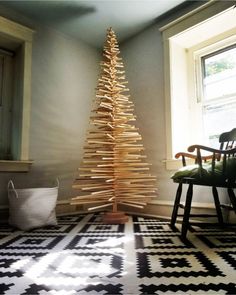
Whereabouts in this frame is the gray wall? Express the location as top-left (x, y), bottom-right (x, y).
top-left (121, 25), bottom-right (178, 204)
top-left (0, 7), bottom-right (100, 205)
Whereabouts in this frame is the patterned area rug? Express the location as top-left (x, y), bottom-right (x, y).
top-left (0, 213), bottom-right (236, 294)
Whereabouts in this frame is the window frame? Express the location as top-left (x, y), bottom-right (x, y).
top-left (160, 1), bottom-right (236, 170)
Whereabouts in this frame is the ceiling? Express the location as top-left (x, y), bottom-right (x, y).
top-left (1, 0), bottom-right (187, 48)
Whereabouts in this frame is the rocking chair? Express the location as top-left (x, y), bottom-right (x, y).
top-left (170, 128), bottom-right (236, 238)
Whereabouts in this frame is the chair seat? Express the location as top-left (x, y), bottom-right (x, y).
top-left (173, 178), bottom-right (236, 188)
top-left (171, 158), bottom-right (236, 187)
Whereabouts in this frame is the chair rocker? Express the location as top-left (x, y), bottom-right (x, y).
top-left (170, 128), bottom-right (236, 239)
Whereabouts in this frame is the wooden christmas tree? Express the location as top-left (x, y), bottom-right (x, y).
top-left (71, 28), bottom-right (157, 223)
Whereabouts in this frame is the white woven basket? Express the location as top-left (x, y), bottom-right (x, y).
top-left (8, 179), bottom-right (59, 230)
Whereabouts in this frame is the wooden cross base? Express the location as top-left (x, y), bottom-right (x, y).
top-left (103, 211), bottom-right (129, 224)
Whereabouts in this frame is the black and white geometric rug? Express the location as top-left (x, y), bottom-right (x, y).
top-left (0, 213), bottom-right (236, 294)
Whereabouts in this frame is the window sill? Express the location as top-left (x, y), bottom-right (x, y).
top-left (0, 160), bottom-right (33, 172)
top-left (163, 158), bottom-right (194, 171)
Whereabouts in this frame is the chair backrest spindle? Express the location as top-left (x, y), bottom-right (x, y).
top-left (211, 152), bottom-right (216, 177)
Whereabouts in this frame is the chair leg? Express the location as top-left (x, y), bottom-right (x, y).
top-left (181, 183), bottom-right (193, 239)
top-left (227, 188), bottom-right (236, 214)
top-left (171, 182), bottom-right (182, 227)
top-left (212, 186), bottom-right (224, 225)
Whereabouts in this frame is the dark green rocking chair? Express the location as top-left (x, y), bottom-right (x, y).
top-left (171, 128), bottom-right (236, 238)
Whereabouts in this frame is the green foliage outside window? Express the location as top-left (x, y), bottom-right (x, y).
top-left (205, 54), bottom-right (236, 77)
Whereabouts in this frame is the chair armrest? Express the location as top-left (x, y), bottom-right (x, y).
top-left (188, 145), bottom-right (236, 155)
top-left (175, 145), bottom-right (236, 168)
top-left (175, 152), bottom-right (213, 166)
top-left (175, 152), bottom-right (197, 160)
top-left (175, 152), bottom-right (212, 160)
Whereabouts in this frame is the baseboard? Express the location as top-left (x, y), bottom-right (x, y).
top-left (0, 199), bottom-right (235, 223)
top-left (56, 199), bottom-right (222, 222)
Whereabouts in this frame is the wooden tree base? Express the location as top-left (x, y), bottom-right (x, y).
top-left (103, 211), bottom-right (129, 224)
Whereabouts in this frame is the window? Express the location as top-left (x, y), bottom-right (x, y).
top-left (0, 50), bottom-right (14, 159)
top-left (201, 45), bottom-right (236, 147)
top-left (0, 16), bottom-right (34, 171)
top-left (161, 1), bottom-right (236, 170)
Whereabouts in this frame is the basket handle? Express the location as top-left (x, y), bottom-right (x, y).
top-left (8, 180), bottom-right (15, 190)
top-left (55, 178), bottom-right (59, 188)
top-left (8, 180), bottom-right (18, 198)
